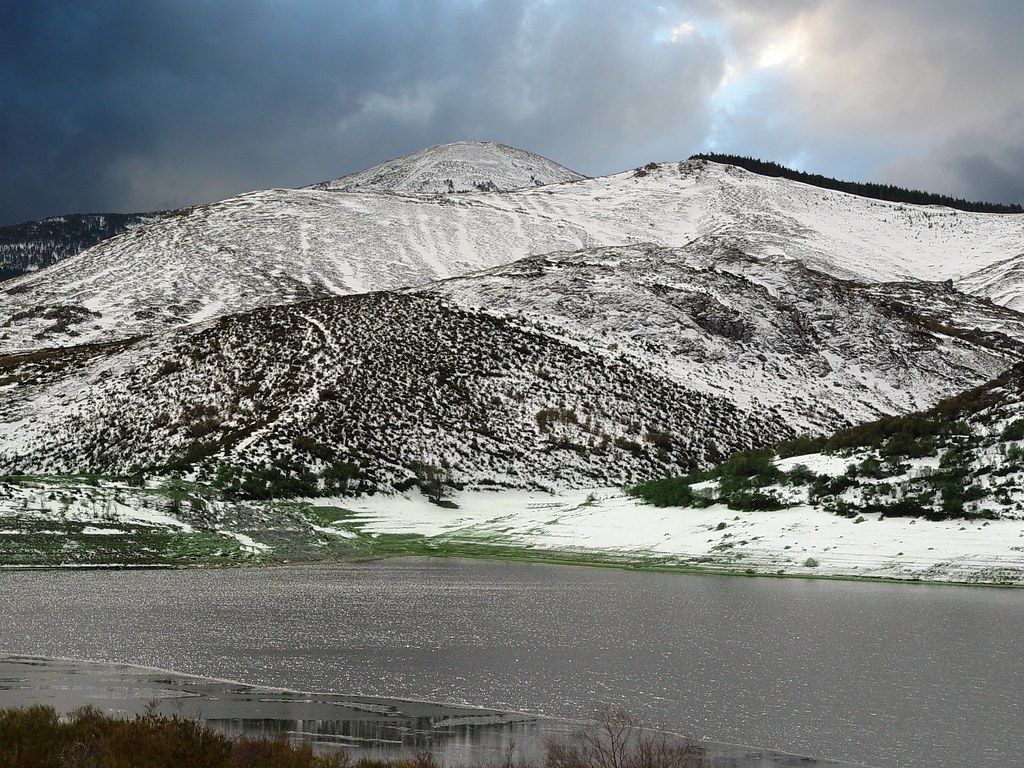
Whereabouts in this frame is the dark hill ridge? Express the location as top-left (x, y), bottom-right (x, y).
top-left (691, 153), bottom-right (1024, 213)
top-left (0, 290), bottom-right (795, 491)
top-left (0, 212), bottom-right (165, 281)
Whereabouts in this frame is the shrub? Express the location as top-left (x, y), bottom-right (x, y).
top-left (857, 457), bottom-right (888, 479)
top-left (776, 435), bottom-right (827, 459)
top-left (718, 448), bottom-right (779, 484)
top-left (1001, 419), bottom-right (1024, 441)
top-left (880, 432), bottom-right (933, 458)
top-left (628, 477), bottom-right (713, 508)
top-left (544, 705), bottom-right (706, 768)
top-left (156, 359), bottom-right (182, 377)
top-left (783, 464), bottom-right (817, 485)
top-left (0, 705), bottom-right (352, 768)
top-left (862, 496), bottom-right (934, 519)
top-left (809, 474), bottom-right (855, 501)
top-left (725, 490), bottom-right (785, 511)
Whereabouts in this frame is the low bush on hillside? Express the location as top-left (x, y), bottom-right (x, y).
top-left (628, 447), bottom-right (788, 510)
top-left (775, 435), bottom-right (827, 459)
top-left (627, 477), bottom-right (714, 508)
top-left (823, 414), bottom-right (964, 455)
top-left (1001, 419), bottom-right (1024, 441)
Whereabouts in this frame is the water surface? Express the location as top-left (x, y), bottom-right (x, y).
top-left (0, 559), bottom-right (1020, 768)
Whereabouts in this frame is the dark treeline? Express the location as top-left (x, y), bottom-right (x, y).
top-left (691, 153), bottom-right (1024, 214)
top-left (0, 211), bottom-right (166, 281)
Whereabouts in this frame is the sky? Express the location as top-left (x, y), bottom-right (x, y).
top-left (2, 0), bottom-right (1023, 226)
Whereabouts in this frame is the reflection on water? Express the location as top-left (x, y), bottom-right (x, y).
top-left (0, 656), bottom-right (864, 768)
top-left (1, 559), bottom-right (1020, 768)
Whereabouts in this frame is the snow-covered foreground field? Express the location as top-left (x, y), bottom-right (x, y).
top-left (1, 476), bottom-right (1021, 584)
top-left (341, 488), bottom-right (1024, 585)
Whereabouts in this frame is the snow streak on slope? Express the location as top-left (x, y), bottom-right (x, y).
top-left (2, 159), bottom-right (1022, 354)
top-left (312, 141), bottom-right (585, 193)
top-left (425, 242), bottom-right (1024, 433)
top-left (958, 251), bottom-right (1024, 311)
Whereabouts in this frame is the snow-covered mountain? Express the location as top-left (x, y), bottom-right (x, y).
top-left (311, 141), bottom-right (585, 193)
top-left (3, 241), bottom-right (1021, 491)
top-left (3, 142), bottom-right (1024, 495)
top-left (2, 157), bottom-right (1022, 354)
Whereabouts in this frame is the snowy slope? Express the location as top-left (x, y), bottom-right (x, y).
top-left (2, 242), bottom-right (1020, 490)
top-left (424, 242), bottom-right (1024, 433)
top-left (313, 141), bottom-right (585, 193)
top-left (958, 251), bottom-right (1024, 311)
top-left (625, 360), bottom-right (1024, 558)
top-left (2, 157), bottom-right (1023, 353)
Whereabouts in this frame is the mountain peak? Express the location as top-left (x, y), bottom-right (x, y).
top-left (313, 141), bottom-right (586, 194)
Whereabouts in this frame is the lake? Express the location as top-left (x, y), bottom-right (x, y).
top-left (0, 559), bottom-right (1021, 768)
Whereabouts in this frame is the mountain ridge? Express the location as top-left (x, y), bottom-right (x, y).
top-left (0, 212), bottom-right (166, 282)
top-left (691, 153), bottom-right (1024, 214)
top-left (3, 156), bottom-right (1023, 354)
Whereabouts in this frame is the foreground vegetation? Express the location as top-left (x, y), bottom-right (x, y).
top-left (630, 363), bottom-right (1024, 521)
top-left (0, 704), bottom-right (367, 768)
top-left (0, 705), bottom-right (705, 768)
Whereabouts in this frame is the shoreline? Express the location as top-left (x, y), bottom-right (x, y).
top-left (0, 654), bottom-right (878, 768)
top-left (1, 477), bottom-right (1022, 585)
top-left (3, 542), bottom-right (1022, 589)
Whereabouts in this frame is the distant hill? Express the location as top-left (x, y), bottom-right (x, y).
top-left (691, 153), bottom-right (1024, 214)
top-left (0, 212), bottom-right (166, 281)
top-left (313, 141), bottom-right (585, 194)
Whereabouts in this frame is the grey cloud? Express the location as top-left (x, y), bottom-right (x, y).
top-left (677, 0), bottom-right (1024, 202)
top-left (3, 0), bottom-right (1023, 225)
top-left (882, 108), bottom-right (1024, 205)
top-left (0, 0), bottom-right (724, 225)
top-left (751, 0), bottom-right (1024, 137)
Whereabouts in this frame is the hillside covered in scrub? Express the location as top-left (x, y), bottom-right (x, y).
top-left (631, 362), bottom-right (1024, 522)
top-left (5, 240), bottom-right (1024, 495)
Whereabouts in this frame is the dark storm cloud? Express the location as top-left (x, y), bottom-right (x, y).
top-left (1, 1), bottom-right (424, 222)
top-left (0, 0), bottom-right (724, 225)
top-left (2, 1), bottom-right (1022, 226)
top-left (883, 109), bottom-right (1024, 205)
